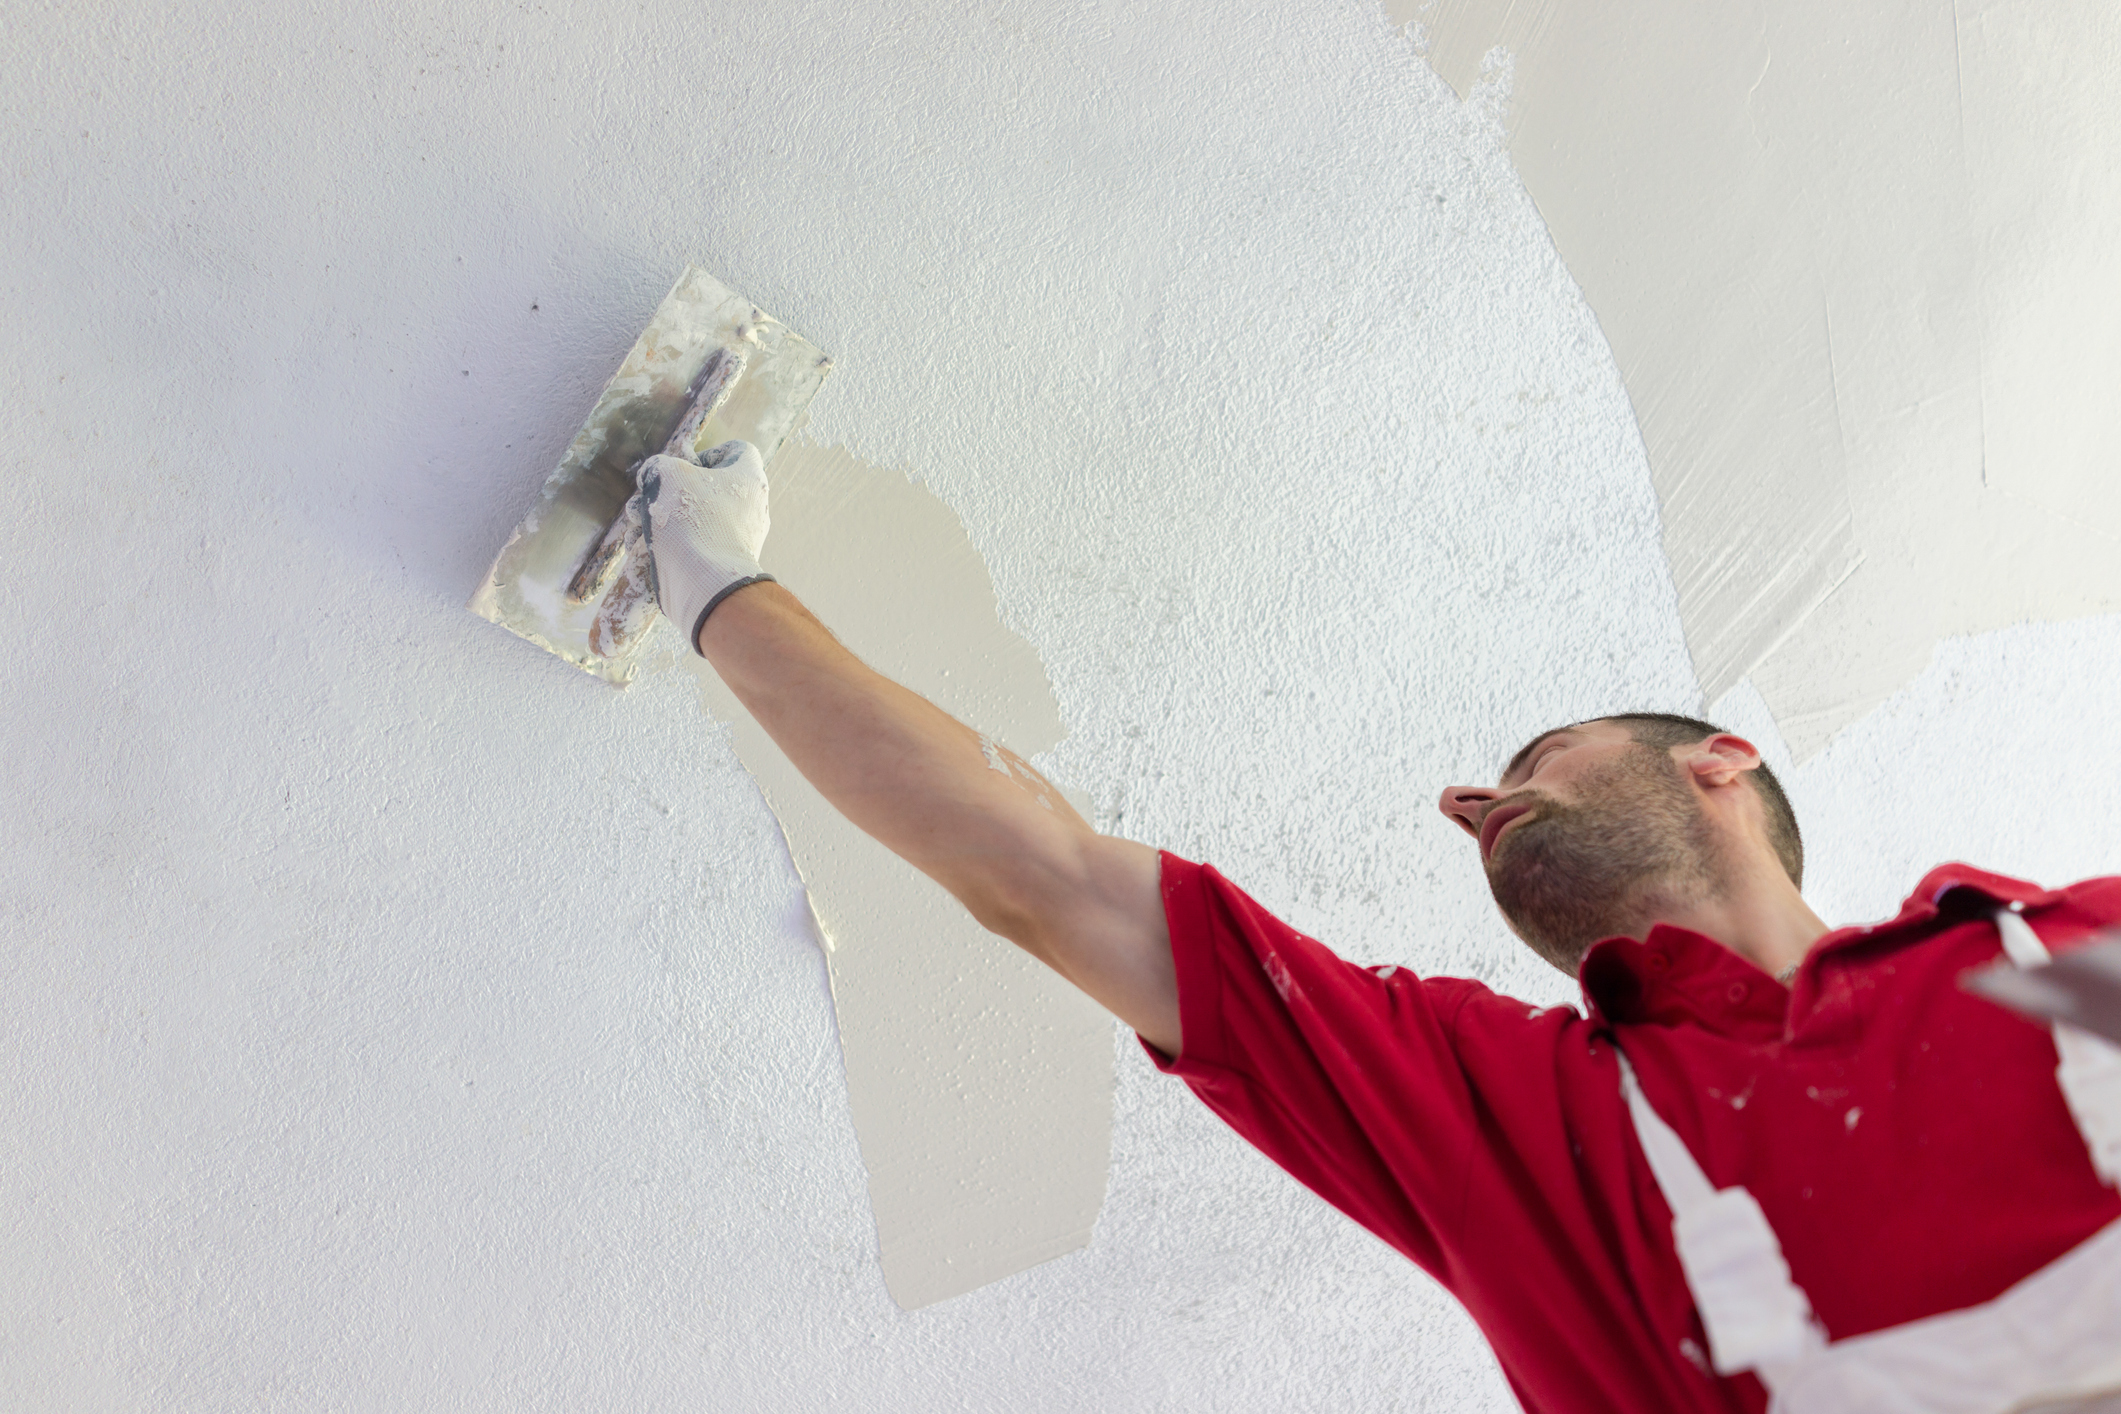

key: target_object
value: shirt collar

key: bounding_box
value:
[1575,864,2056,1032]
[1875,863,2057,929]
[1579,925,1787,1034]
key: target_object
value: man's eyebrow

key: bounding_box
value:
[1500,727,1579,785]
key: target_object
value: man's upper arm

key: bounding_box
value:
[1134,856,1504,1278]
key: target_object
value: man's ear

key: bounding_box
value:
[1680,733,1761,788]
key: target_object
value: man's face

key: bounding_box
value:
[1437,721,1721,975]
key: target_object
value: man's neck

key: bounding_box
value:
[1632,864,1830,981]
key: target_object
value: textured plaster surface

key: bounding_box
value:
[5,0,2119,1409]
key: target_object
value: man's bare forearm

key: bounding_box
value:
[698,582,1085,921]
[697,582,1180,1051]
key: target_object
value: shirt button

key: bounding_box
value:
[1726,982,1750,1004]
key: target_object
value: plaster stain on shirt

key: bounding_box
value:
[1263,952,1298,1003]
[1845,1106,1864,1131]
[1374,964,1399,981]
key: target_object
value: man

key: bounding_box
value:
[637,441,2121,1412]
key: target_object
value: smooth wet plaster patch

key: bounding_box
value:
[1403,0,2121,756]
[685,441,1114,1309]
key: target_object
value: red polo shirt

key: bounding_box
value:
[1146,855,2121,1413]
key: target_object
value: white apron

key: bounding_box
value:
[1614,908,2121,1412]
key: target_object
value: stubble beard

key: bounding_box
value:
[1486,746,1723,976]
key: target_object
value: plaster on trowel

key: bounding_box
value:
[470,267,832,683]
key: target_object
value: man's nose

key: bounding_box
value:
[1438,786,1498,840]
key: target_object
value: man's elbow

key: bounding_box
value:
[950,822,1105,957]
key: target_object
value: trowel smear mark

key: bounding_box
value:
[685,440,1113,1310]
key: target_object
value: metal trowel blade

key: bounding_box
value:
[468,266,832,685]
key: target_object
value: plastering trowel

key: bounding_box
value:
[469,267,832,684]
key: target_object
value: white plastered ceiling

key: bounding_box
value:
[6,0,2121,1409]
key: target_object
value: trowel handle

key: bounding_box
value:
[565,496,637,606]
[664,345,749,461]
[565,345,750,609]
[585,490,658,660]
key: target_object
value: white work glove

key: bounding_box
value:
[636,439,774,653]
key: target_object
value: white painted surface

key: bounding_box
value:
[5,1,2118,1409]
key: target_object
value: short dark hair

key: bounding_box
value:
[1600,713,1803,887]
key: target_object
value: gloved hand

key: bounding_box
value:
[636,439,775,654]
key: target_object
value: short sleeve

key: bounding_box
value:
[1145,852,1520,1280]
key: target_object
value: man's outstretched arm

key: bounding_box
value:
[697,579,1182,1055]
